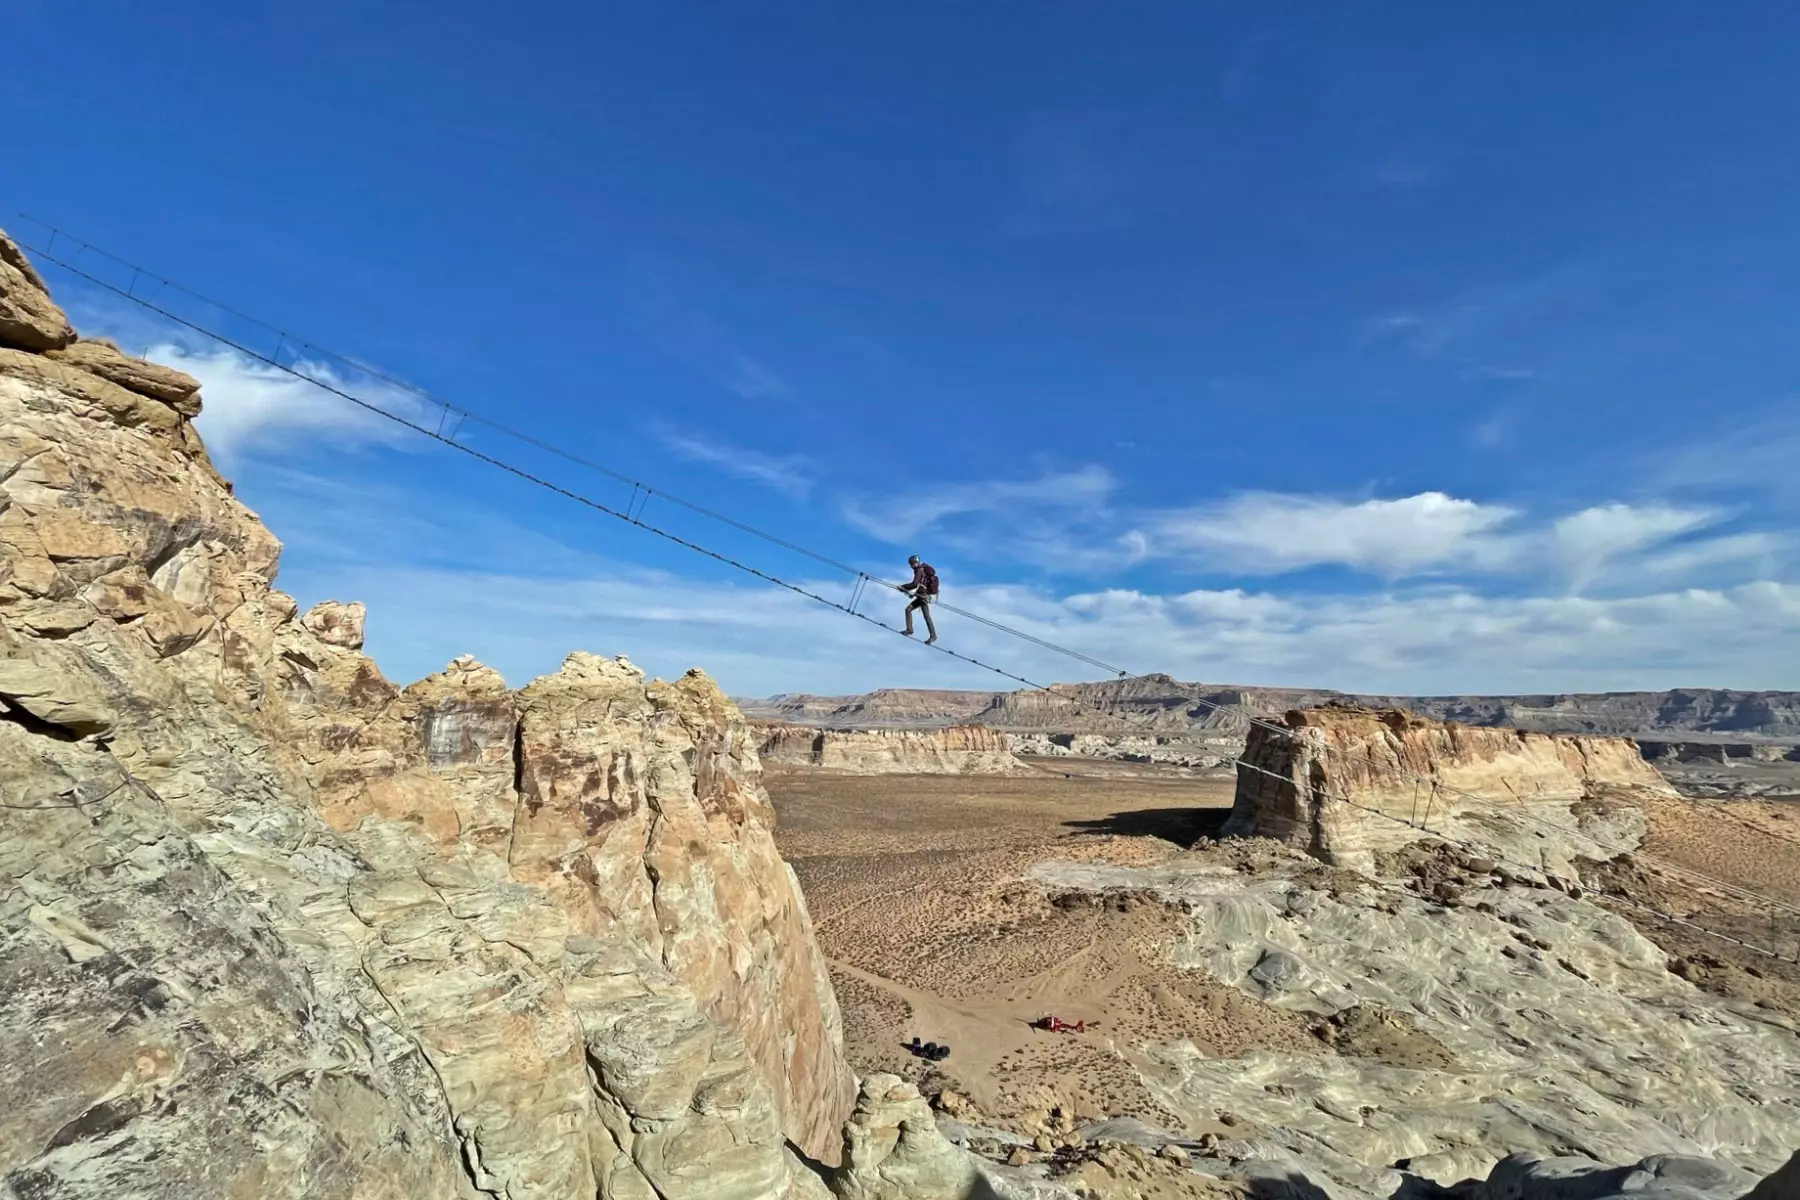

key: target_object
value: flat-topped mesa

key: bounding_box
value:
[0,224,854,1200]
[757,722,1022,774]
[745,676,1800,739]
[742,687,997,727]
[1223,705,1674,870]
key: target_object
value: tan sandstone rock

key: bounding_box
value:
[47,338,203,414]
[0,224,854,1200]
[0,347,180,433]
[0,230,75,352]
[829,1074,983,1200]
[758,722,1022,774]
[1224,705,1673,866]
[301,599,366,649]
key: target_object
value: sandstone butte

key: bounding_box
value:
[755,722,1022,774]
[0,225,902,1199]
[1224,703,1676,868]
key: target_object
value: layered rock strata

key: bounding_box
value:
[1223,706,1673,867]
[0,226,853,1200]
[757,723,1022,774]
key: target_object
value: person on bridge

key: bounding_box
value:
[900,554,939,645]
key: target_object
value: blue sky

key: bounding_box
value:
[5,2,1799,696]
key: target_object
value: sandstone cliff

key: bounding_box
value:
[757,722,1022,774]
[1223,706,1674,868]
[0,228,854,1199]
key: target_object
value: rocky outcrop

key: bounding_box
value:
[828,1074,984,1200]
[1224,706,1673,867]
[1008,731,1228,768]
[0,229,76,352]
[1036,852,1800,1198]
[46,338,202,414]
[0,227,853,1199]
[1638,740,1800,764]
[758,723,1023,774]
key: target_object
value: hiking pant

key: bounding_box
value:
[904,594,937,639]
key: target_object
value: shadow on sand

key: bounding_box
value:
[1062,806,1230,844]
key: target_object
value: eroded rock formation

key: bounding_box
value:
[828,1075,983,1200]
[1224,706,1673,868]
[0,226,853,1199]
[1008,731,1228,768]
[757,722,1022,774]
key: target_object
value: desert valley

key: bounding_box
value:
[3,222,1798,1200]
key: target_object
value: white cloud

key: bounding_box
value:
[1369,161,1436,189]
[1654,407,1800,503]
[626,254,793,401]
[842,466,1118,545]
[1622,532,1786,585]
[1144,491,1518,576]
[838,462,1771,591]
[1546,503,1720,587]
[725,355,790,400]
[307,556,1800,698]
[237,452,1799,697]
[150,342,431,465]
[1362,311,1465,355]
[657,430,814,498]
[1141,492,1766,589]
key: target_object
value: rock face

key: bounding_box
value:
[0,228,853,1199]
[757,722,1022,774]
[1224,706,1673,868]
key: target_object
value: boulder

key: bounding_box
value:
[301,599,366,650]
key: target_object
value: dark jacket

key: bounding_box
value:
[906,562,939,596]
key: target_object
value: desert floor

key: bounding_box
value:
[770,759,1338,1133]
[771,757,1800,1137]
